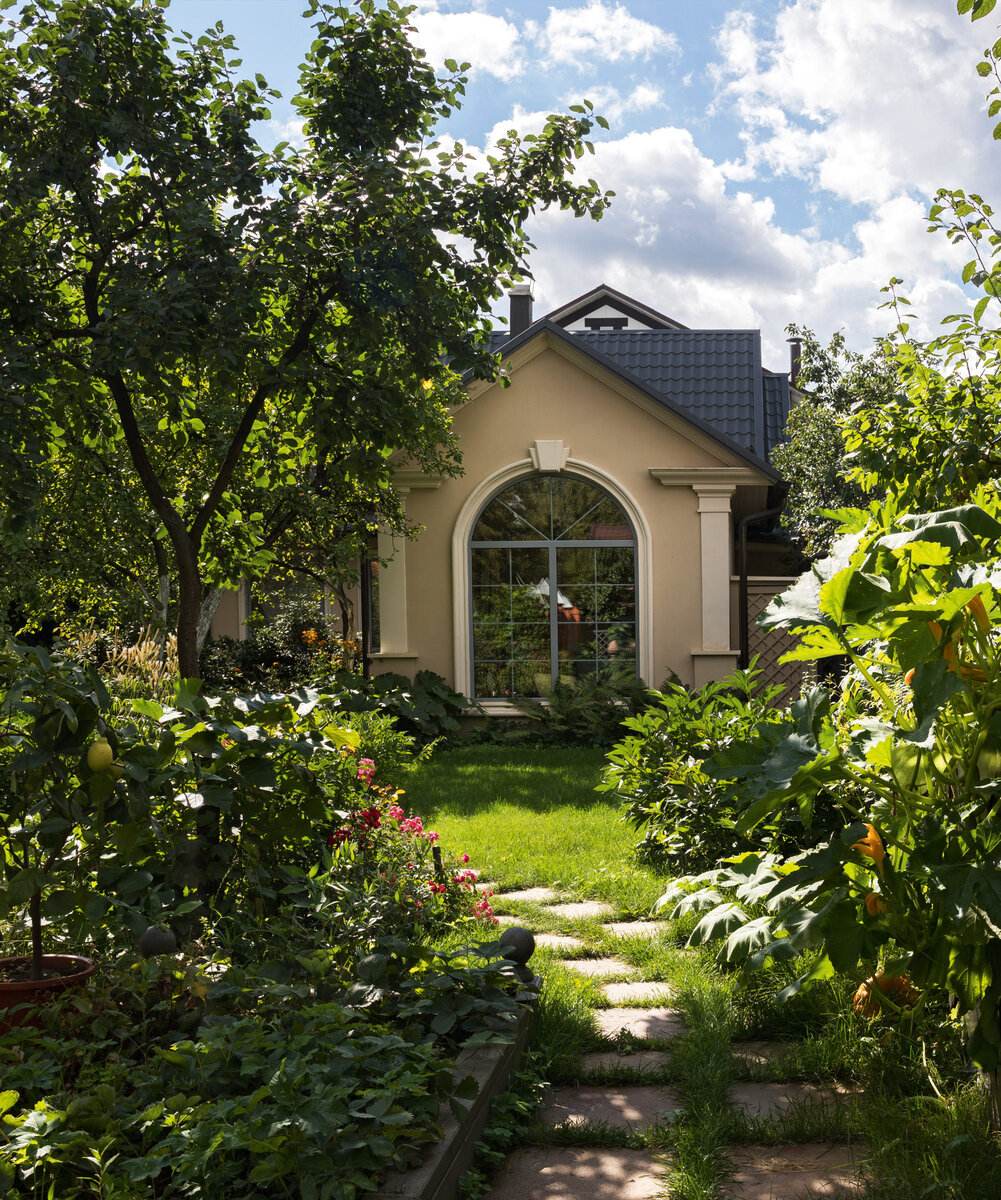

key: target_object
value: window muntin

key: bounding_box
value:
[470,476,637,699]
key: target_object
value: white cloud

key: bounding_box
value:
[571,83,665,127]
[527,0,680,69]
[269,117,307,149]
[712,0,999,206]
[409,5,525,80]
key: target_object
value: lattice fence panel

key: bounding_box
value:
[746,587,807,701]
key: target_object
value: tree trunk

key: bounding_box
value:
[29,889,43,981]
[332,580,355,669]
[988,1065,1001,1133]
[196,587,224,655]
[174,548,203,682]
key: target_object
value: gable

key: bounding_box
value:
[545,283,687,331]
[460,339,772,480]
[473,324,780,481]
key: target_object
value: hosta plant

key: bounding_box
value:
[657,497,1001,1125]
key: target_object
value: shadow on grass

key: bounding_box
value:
[403,745,616,818]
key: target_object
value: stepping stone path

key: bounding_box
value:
[533,934,584,951]
[486,1148,663,1200]
[603,921,664,940]
[594,1006,688,1040]
[729,1082,847,1120]
[540,1085,683,1129]
[582,1050,670,1072]
[729,1143,863,1198]
[483,898,865,1200]
[602,980,673,1004]
[496,886,558,905]
[545,901,613,920]
[562,957,633,977]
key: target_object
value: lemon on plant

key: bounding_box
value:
[87,737,114,772]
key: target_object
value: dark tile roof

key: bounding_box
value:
[762,370,790,457]
[573,329,765,455]
[485,321,790,469]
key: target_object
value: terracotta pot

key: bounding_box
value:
[0,955,98,1035]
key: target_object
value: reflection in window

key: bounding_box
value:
[470,475,637,698]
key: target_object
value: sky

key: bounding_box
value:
[165,0,1001,371]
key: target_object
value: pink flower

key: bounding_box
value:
[387,805,405,820]
[425,830,440,844]
[461,853,470,863]
[357,758,376,786]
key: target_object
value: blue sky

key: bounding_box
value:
[167,0,1000,368]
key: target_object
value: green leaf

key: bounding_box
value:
[453,1074,479,1100]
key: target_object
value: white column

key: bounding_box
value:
[377,495,409,655]
[693,484,736,652]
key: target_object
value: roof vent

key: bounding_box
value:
[508,281,534,337]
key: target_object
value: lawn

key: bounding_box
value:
[402,744,664,912]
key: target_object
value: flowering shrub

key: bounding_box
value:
[326,782,495,937]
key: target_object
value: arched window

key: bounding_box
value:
[469,474,637,698]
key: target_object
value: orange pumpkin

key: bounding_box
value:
[852,974,918,1018]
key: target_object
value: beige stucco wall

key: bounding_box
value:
[395,336,771,696]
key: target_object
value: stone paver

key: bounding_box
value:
[583,1050,670,1072]
[563,957,633,977]
[496,887,558,904]
[483,1148,664,1200]
[534,933,585,951]
[595,1007,688,1040]
[732,1041,792,1067]
[729,1083,845,1120]
[728,1143,864,1198]
[546,901,613,920]
[541,1085,683,1130]
[603,981,674,1004]
[603,921,666,940]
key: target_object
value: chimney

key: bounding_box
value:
[786,335,803,387]
[509,281,534,337]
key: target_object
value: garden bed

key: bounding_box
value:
[374,978,539,1200]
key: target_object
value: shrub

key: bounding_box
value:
[505,673,651,747]
[598,666,789,871]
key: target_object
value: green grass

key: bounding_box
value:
[403,745,663,908]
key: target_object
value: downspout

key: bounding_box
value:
[737,482,790,669]
[359,546,372,680]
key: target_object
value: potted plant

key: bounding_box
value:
[0,643,117,1026]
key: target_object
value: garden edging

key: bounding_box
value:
[373,981,539,1200]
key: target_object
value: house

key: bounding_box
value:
[213,283,802,706]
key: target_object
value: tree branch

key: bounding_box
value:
[188,280,340,544]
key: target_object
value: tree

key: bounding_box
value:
[0,0,611,678]
[770,327,895,558]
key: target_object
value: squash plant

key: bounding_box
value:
[658,498,1001,1126]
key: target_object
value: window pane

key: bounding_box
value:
[473,477,553,540]
[474,662,511,698]
[471,546,549,585]
[473,475,635,543]
[551,478,633,540]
